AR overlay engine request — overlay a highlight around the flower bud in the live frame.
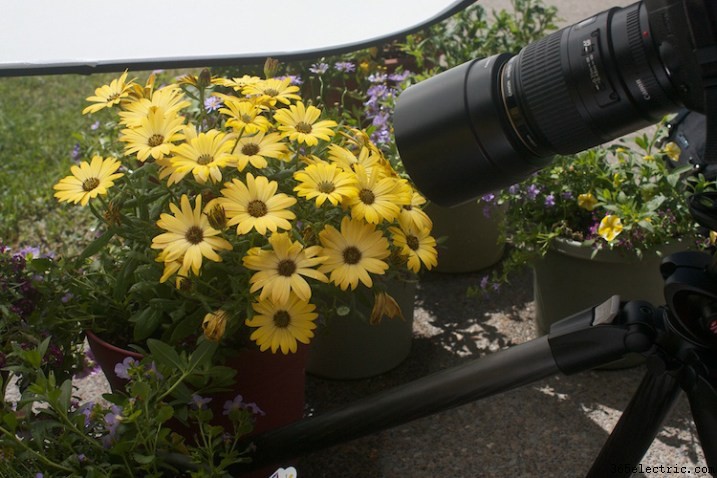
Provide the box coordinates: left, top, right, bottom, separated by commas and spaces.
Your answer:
206, 203, 228, 230
264, 57, 280, 79
203, 310, 228, 342
198, 69, 213, 88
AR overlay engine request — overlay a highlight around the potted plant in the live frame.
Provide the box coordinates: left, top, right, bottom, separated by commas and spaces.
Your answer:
53, 63, 437, 401
479, 119, 715, 337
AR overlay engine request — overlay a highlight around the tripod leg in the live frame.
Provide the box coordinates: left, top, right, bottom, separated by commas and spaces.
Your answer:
586, 361, 682, 477
686, 375, 717, 473
230, 335, 560, 474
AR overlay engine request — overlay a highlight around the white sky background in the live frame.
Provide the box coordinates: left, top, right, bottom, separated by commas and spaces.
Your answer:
0, 0, 470, 73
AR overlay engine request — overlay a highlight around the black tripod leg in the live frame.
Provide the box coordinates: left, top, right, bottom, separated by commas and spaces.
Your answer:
586, 362, 682, 477
686, 375, 717, 472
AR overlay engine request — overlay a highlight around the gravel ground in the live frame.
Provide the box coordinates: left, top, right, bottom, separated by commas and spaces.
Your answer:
69, 1, 712, 476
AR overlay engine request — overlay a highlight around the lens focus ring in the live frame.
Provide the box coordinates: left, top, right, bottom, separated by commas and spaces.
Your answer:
514, 30, 604, 154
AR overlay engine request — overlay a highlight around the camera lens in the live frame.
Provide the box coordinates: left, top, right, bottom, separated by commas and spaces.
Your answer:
394, 1, 683, 207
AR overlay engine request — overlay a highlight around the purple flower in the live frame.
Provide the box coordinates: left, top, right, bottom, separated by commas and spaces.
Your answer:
366, 84, 390, 101
309, 62, 329, 74
544, 194, 556, 207
526, 184, 541, 200
508, 184, 520, 195
223, 394, 265, 417
204, 95, 223, 112
101, 405, 123, 446
190, 394, 213, 410
70, 143, 81, 161
279, 74, 303, 86
371, 111, 390, 128
388, 71, 411, 83
90, 120, 100, 130
334, 61, 356, 73
368, 72, 388, 83
480, 275, 490, 289
114, 356, 137, 380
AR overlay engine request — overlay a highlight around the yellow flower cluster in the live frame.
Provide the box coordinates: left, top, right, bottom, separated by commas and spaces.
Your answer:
55, 70, 438, 354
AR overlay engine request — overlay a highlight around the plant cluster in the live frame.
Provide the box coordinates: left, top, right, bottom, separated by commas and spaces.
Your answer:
475, 120, 716, 292
56, 65, 437, 356
0, 339, 257, 477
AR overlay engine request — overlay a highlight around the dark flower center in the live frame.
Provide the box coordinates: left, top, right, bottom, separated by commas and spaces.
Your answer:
106, 92, 121, 103
242, 143, 260, 156
359, 189, 375, 205
197, 154, 213, 165
241, 114, 254, 123
247, 200, 268, 218
264, 88, 279, 97
406, 235, 420, 251
277, 259, 297, 277
296, 122, 313, 134
318, 181, 336, 194
273, 310, 291, 328
342, 246, 362, 265
185, 225, 204, 245
82, 177, 100, 192
148, 134, 165, 147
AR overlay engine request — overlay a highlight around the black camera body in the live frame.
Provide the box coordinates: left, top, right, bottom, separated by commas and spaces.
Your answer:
393, 0, 717, 207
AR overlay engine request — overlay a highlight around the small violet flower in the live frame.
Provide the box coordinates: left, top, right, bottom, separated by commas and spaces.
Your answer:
309, 62, 329, 75
114, 356, 137, 380
334, 61, 356, 73
204, 95, 224, 113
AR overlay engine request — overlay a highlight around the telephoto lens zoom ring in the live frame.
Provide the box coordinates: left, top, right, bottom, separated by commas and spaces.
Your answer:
515, 31, 604, 154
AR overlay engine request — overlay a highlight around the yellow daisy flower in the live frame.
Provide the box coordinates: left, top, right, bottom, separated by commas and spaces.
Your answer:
389, 217, 438, 273
155, 250, 189, 285
218, 173, 296, 235
53, 155, 124, 206
293, 161, 358, 207
327, 144, 381, 172
234, 131, 289, 170
243, 78, 301, 107
348, 164, 405, 224
246, 293, 318, 354
215, 75, 262, 91
399, 191, 433, 230
598, 215, 624, 242
318, 216, 390, 290
118, 85, 190, 128
243, 232, 328, 304
82, 71, 134, 114
167, 127, 235, 184
577, 193, 598, 211
219, 98, 271, 135
202, 310, 229, 342
151, 194, 232, 276
273, 101, 337, 146
119, 106, 185, 162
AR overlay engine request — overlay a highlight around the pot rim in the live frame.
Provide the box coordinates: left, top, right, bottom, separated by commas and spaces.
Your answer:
550, 236, 688, 264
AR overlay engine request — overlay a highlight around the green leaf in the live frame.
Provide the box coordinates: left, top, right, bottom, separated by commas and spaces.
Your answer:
131, 308, 162, 342
156, 404, 174, 423
79, 230, 115, 261
147, 339, 185, 371
133, 453, 156, 465
188, 340, 218, 370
